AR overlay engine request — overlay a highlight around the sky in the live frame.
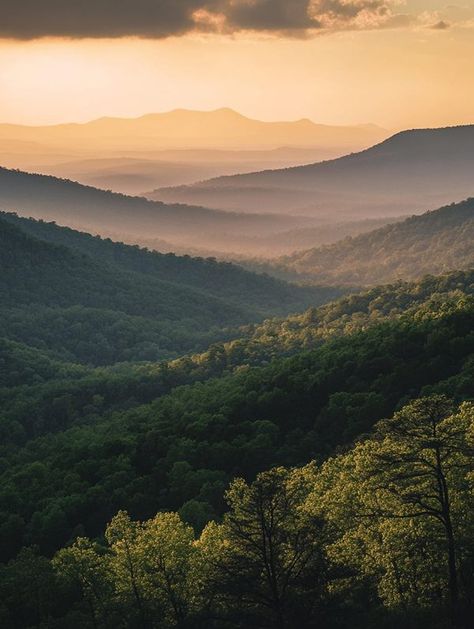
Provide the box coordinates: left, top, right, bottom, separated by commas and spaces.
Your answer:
0, 1, 473, 129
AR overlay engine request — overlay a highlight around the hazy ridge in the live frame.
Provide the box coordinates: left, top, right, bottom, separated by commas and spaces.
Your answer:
150, 125, 474, 217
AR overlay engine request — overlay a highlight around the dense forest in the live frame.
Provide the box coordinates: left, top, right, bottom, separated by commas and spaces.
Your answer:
38, 395, 471, 629
2, 8, 473, 626
253, 199, 474, 285
0, 260, 473, 626
1, 200, 473, 628
0, 213, 340, 365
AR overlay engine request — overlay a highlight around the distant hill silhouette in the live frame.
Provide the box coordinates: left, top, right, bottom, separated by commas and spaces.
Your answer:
0, 110, 388, 196
150, 125, 474, 216
0, 108, 387, 152
20, 148, 355, 196
255, 198, 474, 285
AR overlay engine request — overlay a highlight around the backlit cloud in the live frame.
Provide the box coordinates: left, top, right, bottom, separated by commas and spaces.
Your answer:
0, 0, 470, 39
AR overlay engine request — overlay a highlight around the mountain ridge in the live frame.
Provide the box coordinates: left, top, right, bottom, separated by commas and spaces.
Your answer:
0, 212, 342, 364
149, 124, 474, 216
0, 165, 319, 252
0, 108, 389, 197
0, 108, 387, 146
252, 198, 474, 285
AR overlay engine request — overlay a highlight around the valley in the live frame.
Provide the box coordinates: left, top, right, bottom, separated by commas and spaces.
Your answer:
151, 125, 474, 218
1, 21, 474, 627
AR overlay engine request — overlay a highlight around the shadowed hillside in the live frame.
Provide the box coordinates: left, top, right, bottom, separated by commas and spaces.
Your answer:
0, 269, 472, 564
150, 125, 474, 216
0, 166, 319, 252
0, 213, 342, 364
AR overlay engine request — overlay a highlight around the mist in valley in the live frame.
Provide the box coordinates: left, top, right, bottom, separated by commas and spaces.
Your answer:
1, 4, 474, 627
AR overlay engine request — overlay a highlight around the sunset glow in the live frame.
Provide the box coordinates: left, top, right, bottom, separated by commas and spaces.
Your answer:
0, 1, 473, 129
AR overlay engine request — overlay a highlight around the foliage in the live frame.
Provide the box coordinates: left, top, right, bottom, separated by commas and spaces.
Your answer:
253, 199, 474, 286
1, 213, 473, 628
0, 213, 341, 365
198, 465, 327, 628
0, 294, 473, 564
5, 397, 473, 627
310, 397, 474, 627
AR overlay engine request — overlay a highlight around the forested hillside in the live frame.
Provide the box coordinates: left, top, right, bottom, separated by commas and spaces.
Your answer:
0, 252, 473, 627
258, 198, 474, 285
1, 203, 473, 629
0, 274, 474, 627
36, 396, 472, 629
0, 214, 340, 364
3, 5, 473, 627
3, 270, 470, 448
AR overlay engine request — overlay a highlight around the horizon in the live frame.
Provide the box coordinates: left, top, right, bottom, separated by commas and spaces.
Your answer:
1, 3, 474, 626
0, 106, 389, 129
1, 0, 473, 129
2, 105, 473, 135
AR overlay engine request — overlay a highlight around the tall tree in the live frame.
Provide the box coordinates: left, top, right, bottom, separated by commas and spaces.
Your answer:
54, 537, 115, 628
137, 512, 196, 626
106, 511, 149, 628
315, 397, 474, 622
199, 465, 326, 628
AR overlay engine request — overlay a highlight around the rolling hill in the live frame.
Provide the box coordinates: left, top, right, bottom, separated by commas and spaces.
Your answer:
149, 124, 474, 216
0, 165, 318, 252
0, 213, 341, 364
0, 109, 388, 198
1, 238, 472, 626
250, 198, 474, 285
20, 147, 358, 196
0, 269, 472, 565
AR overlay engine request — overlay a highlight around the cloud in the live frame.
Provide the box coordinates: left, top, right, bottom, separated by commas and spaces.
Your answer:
2, 0, 472, 40
0, 0, 200, 39
430, 20, 450, 30
0, 0, 411, 39
417, 4, 474, 31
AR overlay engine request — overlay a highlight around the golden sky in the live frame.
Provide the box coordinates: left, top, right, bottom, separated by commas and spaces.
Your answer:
0, 1, 473, 129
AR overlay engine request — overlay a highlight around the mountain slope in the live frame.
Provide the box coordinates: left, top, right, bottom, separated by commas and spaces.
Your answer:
150, 124, 474, 216
0, 286, 472, 559
255, 198, 474, 285
21, 147, 367, 196
0, 166, 315, 252
0, 214, 341, 364
3, 269, 472, 450
0, 338, 87, 388
0, 110, 387, 198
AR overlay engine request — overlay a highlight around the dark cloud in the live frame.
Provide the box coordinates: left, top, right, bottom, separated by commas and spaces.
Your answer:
0, 0, 399, 40
0, 0, 201, 39
217, 0, 321, 31
430, 20, 450, 30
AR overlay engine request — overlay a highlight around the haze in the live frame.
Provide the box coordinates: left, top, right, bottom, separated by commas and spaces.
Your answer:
2, 3, 474, 626
1, 0, 473, 129
0, 1, 473, 256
